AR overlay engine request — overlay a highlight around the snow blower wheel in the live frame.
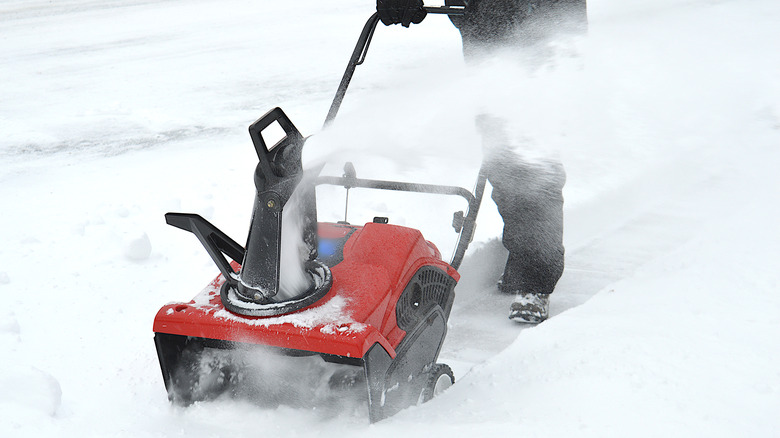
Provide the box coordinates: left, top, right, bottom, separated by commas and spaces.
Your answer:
421, 363, 455, 403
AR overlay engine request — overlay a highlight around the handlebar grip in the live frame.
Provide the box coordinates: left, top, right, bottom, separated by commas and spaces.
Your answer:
423, 5, 465, 15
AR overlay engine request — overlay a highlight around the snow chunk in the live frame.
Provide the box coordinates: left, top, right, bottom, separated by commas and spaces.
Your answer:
0, 365, 61, 417
116, 206, 130, 218
123, 232, 152, 261
0, 313, 21, 340
0, 272, 9, 285
191, 281, 221, 307
320, 322, 368, 335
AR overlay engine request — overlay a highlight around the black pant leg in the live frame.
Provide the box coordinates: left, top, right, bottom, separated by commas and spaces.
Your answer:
487, 151, 565, 294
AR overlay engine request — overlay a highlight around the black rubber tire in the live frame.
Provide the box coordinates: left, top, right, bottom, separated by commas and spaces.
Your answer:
420, 363, 454, 403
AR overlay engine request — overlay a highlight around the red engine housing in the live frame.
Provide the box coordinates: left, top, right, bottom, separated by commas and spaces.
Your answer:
154, 221, 458, 364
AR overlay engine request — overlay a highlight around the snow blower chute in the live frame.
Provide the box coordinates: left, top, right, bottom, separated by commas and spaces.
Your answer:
153, 6, 485, 422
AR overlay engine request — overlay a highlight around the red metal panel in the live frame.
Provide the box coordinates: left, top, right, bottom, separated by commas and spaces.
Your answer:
153, 222, 459, 360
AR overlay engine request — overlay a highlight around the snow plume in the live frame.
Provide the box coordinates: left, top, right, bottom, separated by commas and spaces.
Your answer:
308, 0, 780, 247
185, 344, 367, 416
276, 180, 315, 301
308, 1, 776, 184
233, 347, 366, 412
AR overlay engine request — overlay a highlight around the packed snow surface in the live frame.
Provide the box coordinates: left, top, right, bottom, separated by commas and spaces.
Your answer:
1, 0, 779, 437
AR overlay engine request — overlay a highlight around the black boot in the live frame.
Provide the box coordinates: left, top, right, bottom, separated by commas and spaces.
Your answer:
509, 292, 550, 323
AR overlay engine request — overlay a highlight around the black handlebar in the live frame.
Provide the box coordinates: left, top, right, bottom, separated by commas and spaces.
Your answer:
323, 6, 465, 127
320, 5, 484, 270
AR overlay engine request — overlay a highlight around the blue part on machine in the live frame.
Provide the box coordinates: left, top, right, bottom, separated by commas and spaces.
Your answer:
318, 239, 337, 257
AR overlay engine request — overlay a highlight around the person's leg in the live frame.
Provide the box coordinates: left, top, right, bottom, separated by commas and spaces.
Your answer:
477, 114, 565, 322
488, 153, 565, 295
444, 0, 583, 321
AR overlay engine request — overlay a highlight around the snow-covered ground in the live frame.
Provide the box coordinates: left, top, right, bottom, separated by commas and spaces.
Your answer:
1, 0, 779, 436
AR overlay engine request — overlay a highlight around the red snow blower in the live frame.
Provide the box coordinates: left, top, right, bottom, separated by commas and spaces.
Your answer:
153, 6, 485, 422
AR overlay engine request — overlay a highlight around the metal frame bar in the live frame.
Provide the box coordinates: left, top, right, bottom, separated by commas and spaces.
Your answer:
316, 164, 486, 270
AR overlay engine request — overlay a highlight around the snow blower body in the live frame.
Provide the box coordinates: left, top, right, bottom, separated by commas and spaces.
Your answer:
153, 6, 481, 422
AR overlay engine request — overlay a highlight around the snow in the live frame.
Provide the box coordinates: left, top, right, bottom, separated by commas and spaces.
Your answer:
1, 0, 779, 437
212, 295, 358, 330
